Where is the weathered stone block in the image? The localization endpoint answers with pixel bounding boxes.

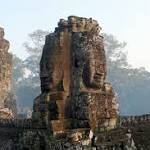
[33,16,118,136]
[0,27,16,118]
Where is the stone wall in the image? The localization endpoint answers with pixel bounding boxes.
[119,114,150,127]
[0,27,16,118]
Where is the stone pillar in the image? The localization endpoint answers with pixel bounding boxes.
[33,16,118,135]
[0,27,16,118]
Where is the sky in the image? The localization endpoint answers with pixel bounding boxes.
[1,0,150,70]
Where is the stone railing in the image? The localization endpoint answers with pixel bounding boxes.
[0,119,46,129]
[118,114,150,127]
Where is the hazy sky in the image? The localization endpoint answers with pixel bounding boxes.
[1,0,150,70]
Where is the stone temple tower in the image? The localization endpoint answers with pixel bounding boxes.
[0,27,16,118]
[33,16,118,136]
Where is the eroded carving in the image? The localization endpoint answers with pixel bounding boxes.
[33,16,118,135]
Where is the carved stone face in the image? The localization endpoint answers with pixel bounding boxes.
[69,16,77,24]
[91,61,105,88]
[77,19,86,31]
[83,54,105,89]
[0,27,4,39]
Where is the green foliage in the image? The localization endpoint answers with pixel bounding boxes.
[13,30,49,110]
[23,30,49,77]
[104,34,150,115]
[103,33,128,67]
[23,29,49,56]
[12,55,24,85]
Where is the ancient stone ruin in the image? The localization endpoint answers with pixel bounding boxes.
[33,16,118,136]
[0,17,150,150]
[0,27,16,119]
